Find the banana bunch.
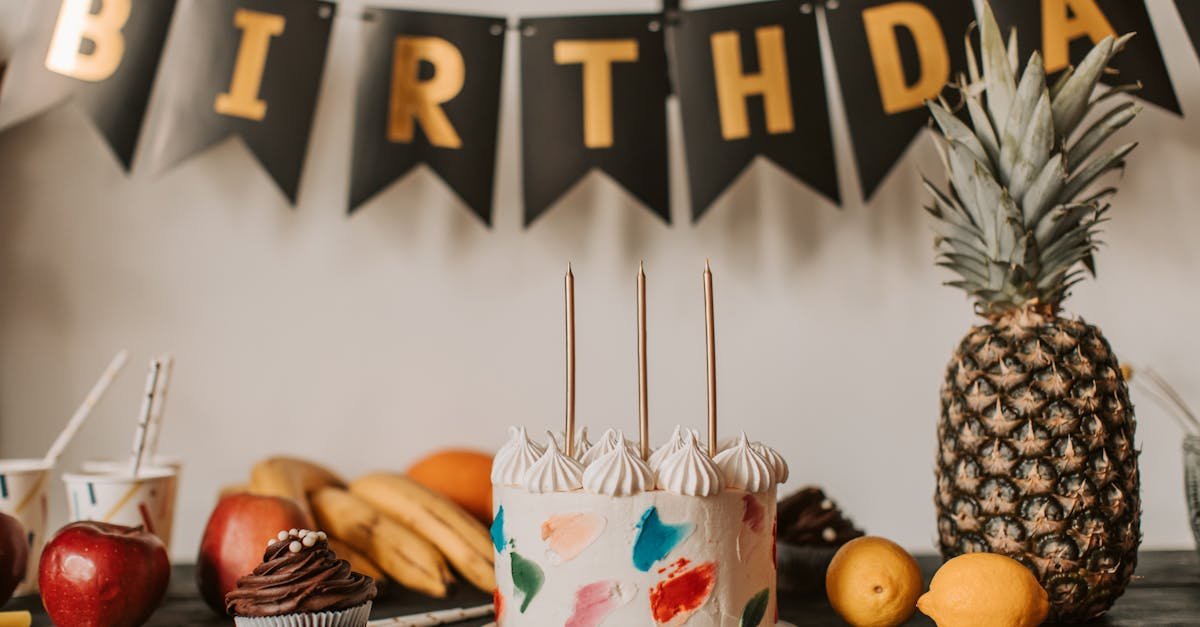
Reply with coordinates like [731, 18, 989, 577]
[311, 487, 454, 597]
[240, 457, 495, 597]
[350, 473, 495, 592]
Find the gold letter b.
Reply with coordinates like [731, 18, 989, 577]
[45, 0, 131, 82]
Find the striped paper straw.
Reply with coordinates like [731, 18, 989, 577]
[127, 360, 162, 478]
[144, 353, 175, 457]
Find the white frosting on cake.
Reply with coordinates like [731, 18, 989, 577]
[655, 430, 724, 496]
[713, 432, 776, 492]
[581, 431, 654, 496]
[523, 433, 584, 493]
[571, 427, 593, 461]
[647, 425, 698, 472]
[492, 424, 782, 627]
[752, 441, 789, 484]
[492, 426, 545, 486]
[493, 486, 777, 626]
[578, 428, 638, 467]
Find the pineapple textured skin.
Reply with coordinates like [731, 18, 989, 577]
[925, 3, 1144, 619]
[936, 310, 1139, 621]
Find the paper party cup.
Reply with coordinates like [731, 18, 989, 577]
[62, 467, 176, 547]
[0, 459, 51, 596]
[80, 457, 181, 550]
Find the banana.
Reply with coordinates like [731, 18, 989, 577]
[349, 473, 495, 592]
[218, 483, 250, 499]
[250, 457, 345, 517]
[326, 536, 387, 583]
[310, 487, 452, 598]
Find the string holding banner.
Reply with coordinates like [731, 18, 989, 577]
[0, 0, 1190, 222]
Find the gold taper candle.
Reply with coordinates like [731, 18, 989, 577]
[704, 260, 717, 457]
[565, 264, 577, 458]
[638, 261, 649, 459]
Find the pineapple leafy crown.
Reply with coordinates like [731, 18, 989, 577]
[925, 1, 1140, 318]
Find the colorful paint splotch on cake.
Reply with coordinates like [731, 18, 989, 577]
[490, 505, 507, 553]
[741, 588, 770, 627]
[510, 551, 544, 613]
[649, 560, 717, 626]
[633, 507, 694, 572]
[542, 512, 606, 564]
[491, 425, 786, 626]
[565, 580, 636, 627]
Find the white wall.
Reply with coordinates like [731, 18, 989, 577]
[1, 0, 1198, 561]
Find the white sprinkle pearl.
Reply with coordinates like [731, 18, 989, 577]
[289, 541, 302, 553]
[820, 499, 834, 510]
[277, 531, 289, 541]
[288, 528, 298, 537]
[268, 539, 277, 546]
[822, 527, 837, 542]
[317, 532, 327, 540]
[302, 534, 317, 547]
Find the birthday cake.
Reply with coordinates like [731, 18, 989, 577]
[490, 425, 787, 626]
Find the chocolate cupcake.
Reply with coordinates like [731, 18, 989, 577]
[226, 529, 376, 627]
[776, 487, 865, 596]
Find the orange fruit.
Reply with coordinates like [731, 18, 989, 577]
[917, 552, 1049, 627]
[405, 449, 494, 523]
[826, 536, 923, 627]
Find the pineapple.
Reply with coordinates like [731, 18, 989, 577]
[927, 3, 1140, 622]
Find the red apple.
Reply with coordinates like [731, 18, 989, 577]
[196, 493, 311, 614]
[0, 511, 28, 606]
[39, 521, 169, 627]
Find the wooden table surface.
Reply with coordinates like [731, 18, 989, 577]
[10, 551, 1198, 625]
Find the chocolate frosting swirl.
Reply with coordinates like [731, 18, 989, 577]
[225, 535, 376, 617]
[777, 486, 865, 547]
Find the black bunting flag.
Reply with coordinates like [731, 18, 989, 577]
[141, 0, 333, 203]
[1175, 0, 1200, 61]
[519, 14, 669, 226]
[349, 8, 505, 224]
[673, 0, 839, 220]
[0, 0, 177, 169]
[826, 0, 973, 201]
[990, 0, 1180, 115]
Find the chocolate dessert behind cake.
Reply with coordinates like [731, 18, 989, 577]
[776, 487, 864, 595]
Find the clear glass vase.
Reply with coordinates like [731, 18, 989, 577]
[1185, 435, 1200, 554]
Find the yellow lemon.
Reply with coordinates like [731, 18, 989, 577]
[825, 536, 923, 627]
[917, 552, 1049, 627]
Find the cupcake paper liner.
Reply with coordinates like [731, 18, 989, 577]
[233, 602, 372, 627]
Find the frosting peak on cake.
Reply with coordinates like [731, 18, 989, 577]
[712, 432, 776, 492]
[492, 426, 545, 486]
[524, 433, 584, 493]
[493, 424, 786, 495]
[655, 430, 724, 496]
[582, 430, 654, 496]
[578, 428, 616, 466]
[579, 428, 638, 466]
[752, 441, 789, 483]
[571, 427, 593, 461]
[648, 425, 700, 472]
